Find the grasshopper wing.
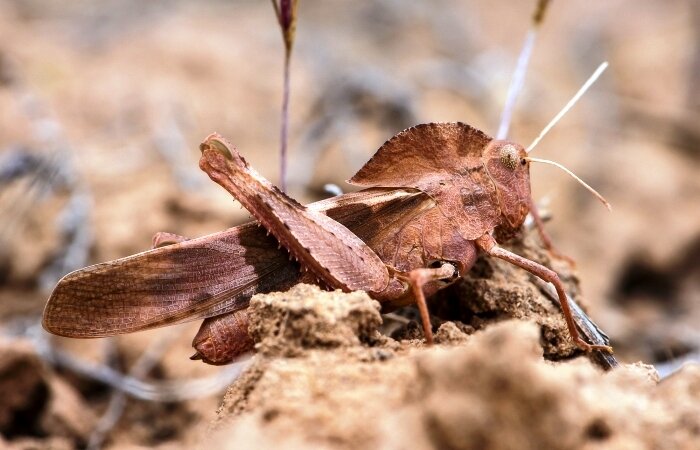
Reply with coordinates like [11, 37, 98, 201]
[43, 224, 298, 337]
[43, 188, 429, 338]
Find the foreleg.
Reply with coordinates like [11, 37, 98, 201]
[529, 199, 575, 266]
[476, 234, 612, 353]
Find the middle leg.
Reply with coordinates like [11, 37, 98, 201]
[396, 263, 456, 345]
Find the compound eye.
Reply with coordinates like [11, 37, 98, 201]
[520, 158, 527, 166]
[499, 144, 519, 170]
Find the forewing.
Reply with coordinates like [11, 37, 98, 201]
[43, 224, 299, 337]
[316, 187, 435, 246]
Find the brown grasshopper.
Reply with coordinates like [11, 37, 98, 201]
[43, 119, 614, 365]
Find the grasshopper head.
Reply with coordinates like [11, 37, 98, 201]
[483, 140, 531, 232]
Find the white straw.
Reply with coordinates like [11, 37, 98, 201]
[497, 30, 537, 139]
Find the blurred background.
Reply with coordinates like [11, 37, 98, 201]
[0, 0, 698, 448]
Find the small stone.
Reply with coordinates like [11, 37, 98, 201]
[434, 322, 470, 345]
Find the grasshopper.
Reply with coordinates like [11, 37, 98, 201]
[44, 114, 614, 364]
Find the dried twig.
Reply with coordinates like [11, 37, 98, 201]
[655, 351, 700, 379]
[38, 188, 93, 292]
[152, 106, 205, 191]
[86, 331, 179, 450]
[26, 324, 250, 402]
[0, 60, 93, 291]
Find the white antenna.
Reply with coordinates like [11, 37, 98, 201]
[526, 62, 609, 153]
[526, 156, 612, 211]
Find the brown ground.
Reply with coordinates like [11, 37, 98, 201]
[211, 285, 697, 450]
[0, 0, 699, 449]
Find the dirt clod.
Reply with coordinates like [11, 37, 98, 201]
[211, 289, 700, 450]
[248, 284, 383, 357]
[433, 321, 471, 344]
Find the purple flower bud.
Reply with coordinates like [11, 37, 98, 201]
[272, 0, 298, 52]
[279, 0, 293, 31]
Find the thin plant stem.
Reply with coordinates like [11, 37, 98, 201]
[497, 30, 537, 139]
[271, 0, 298, 193]
[280, 51, 290, 192]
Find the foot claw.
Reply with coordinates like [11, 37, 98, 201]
[576, 339, 613, 354]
